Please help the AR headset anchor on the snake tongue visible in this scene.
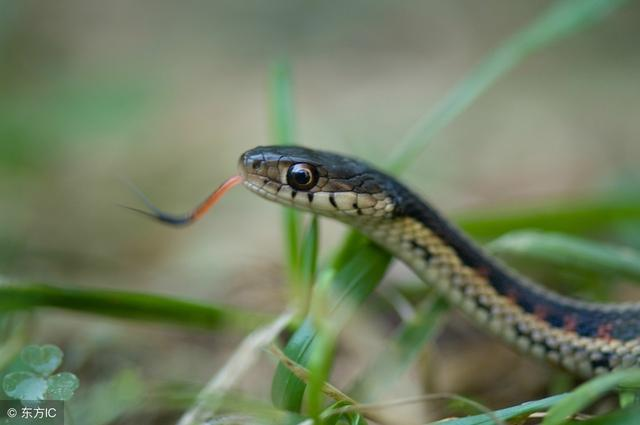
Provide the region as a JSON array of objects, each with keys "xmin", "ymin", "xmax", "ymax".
[
  {"xmin": 123, "ymin": 174, "xmax": 244, "ymax": 226},
  {"xmin": 190, "ymin": 174, "xmax": 244, "ymax": 221}
]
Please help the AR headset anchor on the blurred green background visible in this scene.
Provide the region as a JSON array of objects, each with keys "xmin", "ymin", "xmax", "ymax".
[{"xmin": 1, "ymin": 1, "xmax": 639, "ymax": 423}]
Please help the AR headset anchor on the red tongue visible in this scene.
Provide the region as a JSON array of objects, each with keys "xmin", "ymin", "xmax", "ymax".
[
  {"xmin": 123, "ymin": 175, "xmax": 244, "ymax": 226},
  {"xmin": 191, "ymin": 175, "xmax": 244, "ymax": 221}
]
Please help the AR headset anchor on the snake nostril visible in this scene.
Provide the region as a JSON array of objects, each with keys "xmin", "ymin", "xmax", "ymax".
[
  {"xmin": 251, "ymin": 159, "xmax": 262, "ymax": 170},
  {"xmin": 239, "ymin": 153, "xmax": 249, "ymax": 167}
]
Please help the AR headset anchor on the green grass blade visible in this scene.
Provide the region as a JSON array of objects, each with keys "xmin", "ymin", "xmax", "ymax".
[
  {"xmin": 269, "ymin": 60, "xmax": 296, "ymax": 147},
  {"xmin": 566, "ymin": 405, "xmax": 640, "ymax": 425},
  {"xmin": 269, "ymin": 59, "xmax": 303, "ymax": 297},
  {"xmin": 0, "ymin": 283, "xmax": 271, "ymax": 331},
  {"xmin": 300, "ymin": 216, "xmax": 319, "ymax": 287},
  {"xmin": 430, "ymin": 394, "xmax": 567, "ymax": 425},
  {"xmin": 542, "ymin": 368, "xmax": 640, "ymax": 425},
  {"xmin": 487, "ymin": 230, "xmax": 640, "ymax": 282},
  {"xmin": 306, "ymin": 329, "xmax": 335, "ymax": 420},
  {"xmin": 322, "ymin": 401, "xmax": 365, "ymax": 425},
  {"xmin": 299, "ymin": 215, "xmax": 319, "ymax": 312},
  {"xmin": 457, "ymin": 196, "xmax": 640, "ymax": 241},
  {"xmin": 283, "ymin": 207, "xmax": 301, "ymax": 286},
  {"xmin": 270, "ymin": 318, "xmax": 317, "ymax": 412},
  {"xmin": 271, "ymin": 243, "xmax": 391, "ymax": 412},
  {"xmin": 387, "ymin": 0, "xmax": 629, "ymax": 174},
  {"xmin": 349, "ymin": 294, "xmax": 448, "ymax": 401},
  {"xmin": 306, "ymin": 270, "xmax": 338, "ymax": 420},
  {"xmin": 330, "ymin": 231, "xmax": 369, "ymax": 271}
]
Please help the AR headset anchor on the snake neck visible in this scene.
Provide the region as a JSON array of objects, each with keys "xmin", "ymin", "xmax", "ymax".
[{"xmin": 351, "ymin": 186, "xmax": 640, "ymax": 377}]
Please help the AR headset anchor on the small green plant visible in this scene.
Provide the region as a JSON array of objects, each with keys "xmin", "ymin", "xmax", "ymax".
[{"xmin": 2, "ymin": 345, "xmax": 79, "ymax": 402}]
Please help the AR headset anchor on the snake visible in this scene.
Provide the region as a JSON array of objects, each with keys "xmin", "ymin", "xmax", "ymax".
[
  {"xmin": 130, "ymin": 145, "xmax": 640, "ymax": 378},
  {"xmin": 236, "ymin": 145, "xmax": 640, "ymax": 378}
]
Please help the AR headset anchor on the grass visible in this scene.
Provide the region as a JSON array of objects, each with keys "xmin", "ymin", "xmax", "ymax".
[
  {"xmin": 1, "ymin": 0, "xmax": 639, "ymax": 424},
  {"xmin": 487, "ymin": 231, "xmax": 640, "ymax": 282},
  {"xmin": 0, "ymin": 283, "xmax": 272, "ymax": 331}
]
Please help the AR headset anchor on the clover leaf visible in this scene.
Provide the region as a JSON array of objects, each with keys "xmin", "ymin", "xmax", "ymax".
[
  {"xmin": 46, "ymin": 372, "xmax": 79, "ymax": 401},
  {"xmin": 21, "ymin": 345, "xmax": 62, "ymax": 376},
  {"xmin": 2, "ymin": 372, "xmax": 47, "ymax": 401},
  {"xmin": 2, "ymin": 345, "xmax": 79, "ymax": 402}
]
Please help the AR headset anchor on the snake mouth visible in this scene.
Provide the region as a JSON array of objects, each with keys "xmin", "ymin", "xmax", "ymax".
[
  {"xmin": 238, "ymin": 147, "xmax": 395, "ymax": 220},
  {"xmin": 237, "ymin": 149, "xmax": 287, "ymax": 202}
]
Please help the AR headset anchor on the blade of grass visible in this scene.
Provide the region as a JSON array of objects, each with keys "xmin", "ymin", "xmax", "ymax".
[
  {"xmin": 306, "ymin": 270, "xmax": 338, "ymax": 420},
  {"xmin": 349, "ymin": 294, "xmax": 448, "ymax": 401},
  {"xmin": 269, "ymin": 59, "xmax": 306, "ymax": 309},
  {"xmin": 270, "ymin": 60, "xmax": 296, "ymax": 147},
  {"xmin": 387, "ymin": 0, "xmax": 629, "ymax": 174},
  {"xmin": 269, "ymin": 345, "xmax": 356, "ymax": 406},
  {"xmin": 0, "ymin": 283, "xmax": 272, "ymax": 331},
  {"xmin": 457, "ymin": 196, "xmax": 640, "ymax": 241},
  {"xmin": 323, "ymin": 393, "xmax": 500, "ymax": 425},
  {"xmin": 322, "ymin": 401, "xmax": 366, "ymax": 425},
  {"xmin": 542, "ymin": 368, "xmax": 640, "ymax": 425},
  {"xmin": 330, "ymin": 231, "xmax": 370, "ymax": 270},
  {"xmin": 566, "ymin": 404, "xmax": 640, "ymax": 425},
  {"xmin": 429, "ymin": 393, "xmax": 567, "ymax": 425},
  {"xmin": 269, "ymin": 345, "xmax": 388, "ymax": 425},
  {"xmin": 271, "ymin": 243, "xmax": 391, "ymax": 412},
  {"xmin": 283, "ymin": 206, "xmax": 301, "ymax": 284},
  {"xmin": 271, "ymin": 216, "xmax": 321, "ymax": 413},
  {"xmin": 306, "ymin": 329, "xmax": 336, "ymax": 421},
  {"xmin": 299, "ymin": 215, "xmax": 319, "ymax": 313},
  {"xmin": 271, "ymin": 318, "xmax": 316, "ymax": 412},
  {"xmin": 618, "ymin": 389, "xmax": 637, "ymax": 408},
  {"xmin": 487, "ymin": 230, "xmax": 640, "ymax": 282}
]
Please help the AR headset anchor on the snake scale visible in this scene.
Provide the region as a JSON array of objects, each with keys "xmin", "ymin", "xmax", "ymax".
[{"xmin": 235, "ymin": 145, "xmax": 640, "ymax": 378}]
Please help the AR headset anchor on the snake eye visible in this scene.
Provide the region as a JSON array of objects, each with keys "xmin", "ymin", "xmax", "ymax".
[{"xmin": 286, "ymin": 163, "xmax": 318, "ymax": 191}]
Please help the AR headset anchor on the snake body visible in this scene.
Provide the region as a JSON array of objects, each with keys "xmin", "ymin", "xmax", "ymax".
[{"xmin": 239, "ymin": 145, "xmax": 640, "ymax": 377}]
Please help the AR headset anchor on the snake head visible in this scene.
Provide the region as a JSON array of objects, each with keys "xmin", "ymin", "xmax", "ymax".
[{"xmin": 238, "ymin": 146, "xmax": 396, "ymax": 220}]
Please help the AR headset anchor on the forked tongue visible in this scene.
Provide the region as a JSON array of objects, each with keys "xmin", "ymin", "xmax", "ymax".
[{"xmin": 122, "ymin": 175, "xmax": 244, "ymax": 226}]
